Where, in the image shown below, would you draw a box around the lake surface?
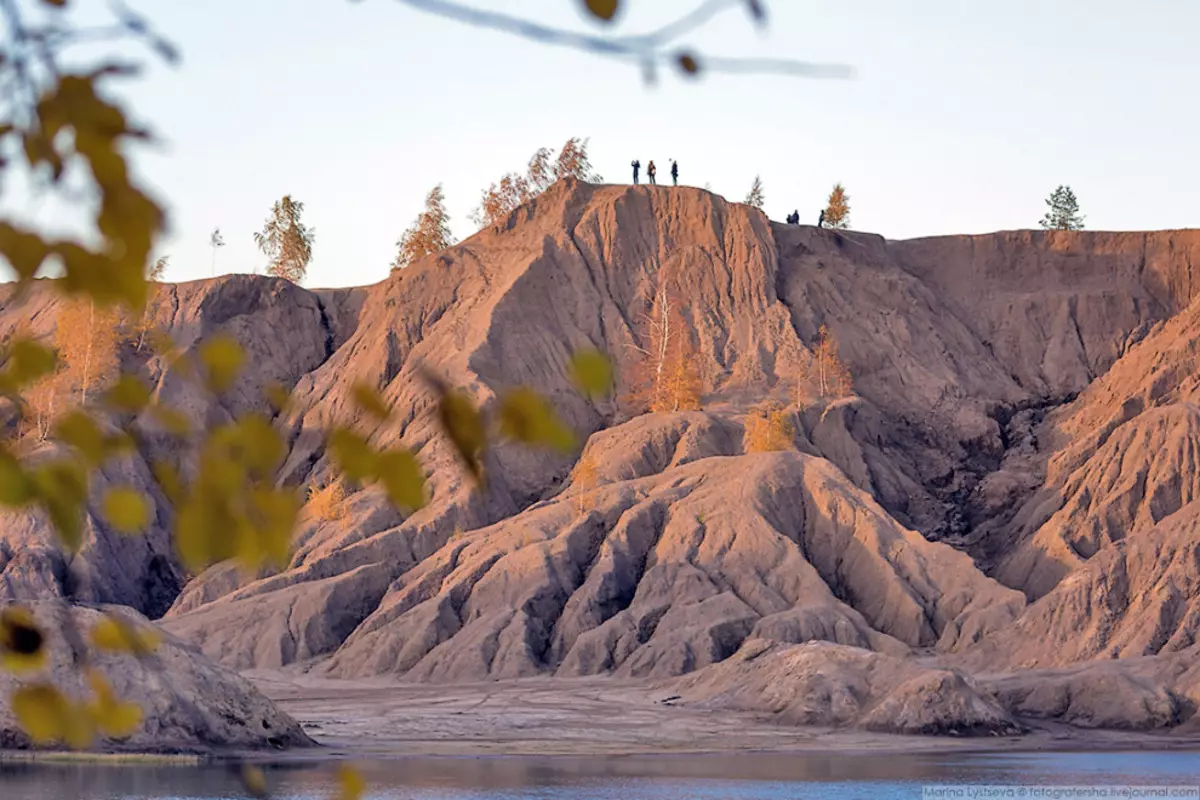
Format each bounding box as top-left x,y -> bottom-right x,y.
2,751 -> 1199,799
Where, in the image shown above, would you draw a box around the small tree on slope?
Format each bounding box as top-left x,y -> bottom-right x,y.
393,184 -> 457,270
254,195 -> 315,282
1040,185 -> 1085,230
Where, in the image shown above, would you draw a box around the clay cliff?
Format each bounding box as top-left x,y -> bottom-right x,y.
4,180 -> 1200,738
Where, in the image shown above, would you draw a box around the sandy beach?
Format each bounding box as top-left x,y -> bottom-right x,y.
245,671 -> 1200,760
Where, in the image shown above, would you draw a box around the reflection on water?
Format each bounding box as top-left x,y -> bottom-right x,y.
2,751 -> 1198,800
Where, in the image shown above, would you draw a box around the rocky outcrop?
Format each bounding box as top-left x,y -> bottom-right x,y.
311,429 -> 1020,682
672,639 -> 1020,736
0,602 -> 312,752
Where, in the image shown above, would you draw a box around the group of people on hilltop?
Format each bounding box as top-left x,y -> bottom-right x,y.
631,159 -> 679,186
629,162 -> 829,228
786,209 -> 825,228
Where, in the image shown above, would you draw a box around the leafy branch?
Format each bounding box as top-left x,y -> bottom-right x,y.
390,0 -> 855,83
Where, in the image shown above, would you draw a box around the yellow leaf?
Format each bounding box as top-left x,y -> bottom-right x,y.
247,487 -> 299,571
2,337 -> 57,389
676,51 -> 702,77
102,374 -> 151,413
241,764 -> 269,799
12,683 -> 67,744
337,763 -> 366,800
91,614 -> 161,656
84,668 -> 142,739
150,460 -> 182,505
583,0 -> 620,22
209,414 -> 284,477
52,411 -> 106,465
351,381 -> 391,422
0,222 -> 51,281
0,447 -> 34,507
264,381 -> 292,415
568,348 -> 613,398
150,404 -> 192,437
498,388 -> 577,453
102,486 -> 152,534
376,449 -> 425,511
30,459 -> 89,552
438,389 -> 487,484
0,606 -> 47,674
198,335 -> 244,394
328,428 -> 377,483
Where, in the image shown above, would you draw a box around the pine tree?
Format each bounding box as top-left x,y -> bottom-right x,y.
824,183 -> 850,229
254,195 -> 315,282
1039,185 -> 1085,231
392,185 -> 457,270
745,175 -> 765,209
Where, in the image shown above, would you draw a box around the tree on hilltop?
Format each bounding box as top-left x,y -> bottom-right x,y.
1040,185 -> 1085,230
824,183 -> 850,229
393,185 -> 456,270
254,195 -> 315,282
745,175 -> 765,209
471,138 -> 602,228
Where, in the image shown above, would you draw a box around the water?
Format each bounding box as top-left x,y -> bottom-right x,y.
2,751 -> 1198,799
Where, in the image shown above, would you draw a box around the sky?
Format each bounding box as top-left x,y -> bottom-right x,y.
4,0 -> 1200,289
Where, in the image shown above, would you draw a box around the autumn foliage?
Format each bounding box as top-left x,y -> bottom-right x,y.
571,451 -> 601,512
624,282 -> 703,413
470,137 -> 602,228
393,184 -> 456,270
743,400 -> 795,453
798,324 -> 853,402
307,480 -> 347,522
254,195 -> 315,282
823,183 -> 851,230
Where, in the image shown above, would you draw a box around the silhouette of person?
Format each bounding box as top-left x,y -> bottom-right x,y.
670,160 -> 679,186
647,160 -> 657,185
818,209 -> 826,229
631,160 -> 640,185
788,210 -> 798,224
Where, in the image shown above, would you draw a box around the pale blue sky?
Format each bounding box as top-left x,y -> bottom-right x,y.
7,1 -> 1200,288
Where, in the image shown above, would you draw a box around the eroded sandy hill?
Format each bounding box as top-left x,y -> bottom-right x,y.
5,180 -> 1200,738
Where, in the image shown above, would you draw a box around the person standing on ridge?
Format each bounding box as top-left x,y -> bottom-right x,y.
670,160 -> 679,186
647,160 -> 657,185
818,209 -> 825,229
631,160 -> 641,185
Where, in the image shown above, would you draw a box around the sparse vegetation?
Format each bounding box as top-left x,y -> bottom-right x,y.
798,325 -> 853,401
254,195 -> 315,282
745,175 -> 765,209
744,400 -> 795,452
824,183 -> 850,229
470,137 -> 602,228
307,480 -> 348,523
1040,185 -> 1085,231
572,451 -> 601,512
625,280 -> 703,413
393,184 -> 456,270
